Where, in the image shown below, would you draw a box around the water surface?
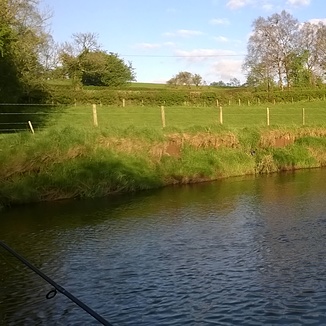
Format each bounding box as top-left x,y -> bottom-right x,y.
1,169 -> 326,325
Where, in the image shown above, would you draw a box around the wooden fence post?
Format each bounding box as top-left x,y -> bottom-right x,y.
219,106 -> 223,125
216,99 -> 219,107
28,121 -> 35,134
238,99 -> 241,106
92,104 -> 98,127
122,98 -> 126,107
161,106 -> 166,128
302,108 -> 305,125
266,107 -> 270,126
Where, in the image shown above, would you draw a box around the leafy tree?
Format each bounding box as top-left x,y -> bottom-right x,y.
167,71 -> 202,87
59,33 -> 135,87
192,73 -> 202,86
244,11 -> 326,89
228,77 -> 241,87
210,81 -> 227,87
315,23 -> 326,75
243,11 -> 299,89
0,0 -> 51,102
81,51 -> 135,86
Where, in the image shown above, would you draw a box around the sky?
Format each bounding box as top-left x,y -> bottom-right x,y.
40,0 -> 326,84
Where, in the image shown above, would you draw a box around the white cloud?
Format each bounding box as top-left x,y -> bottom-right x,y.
134,43 -> 161,50
163,29 -> 204,38
163,42 -> 176,47
174,49 -> 237,63
226,0 -> 252,9
214,36 -> 229,42
176,29 -> 203,37
133,42 -> 176,50
209,18 -> 230,25
262,3 -> 273,11
226,0 -> 310,10
286,0 -> 310,6
209,59 -> 244,82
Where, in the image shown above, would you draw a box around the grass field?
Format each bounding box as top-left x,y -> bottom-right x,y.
43,100 -> 326,132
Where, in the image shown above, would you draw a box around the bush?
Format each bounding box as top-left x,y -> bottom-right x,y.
46,84 -> 326,107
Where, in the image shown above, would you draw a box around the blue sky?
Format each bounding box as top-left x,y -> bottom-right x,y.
41,0 -> 325,84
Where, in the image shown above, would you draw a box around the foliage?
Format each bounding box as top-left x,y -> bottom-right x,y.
59,33 -> 135,88
210,78 -> 241,87
167,71 -> 203,87
47,82 -> 326,107
0,0 -> 51,102
243,10 -> 326,89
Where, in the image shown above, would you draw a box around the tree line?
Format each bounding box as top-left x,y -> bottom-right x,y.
1,1 -> 326,103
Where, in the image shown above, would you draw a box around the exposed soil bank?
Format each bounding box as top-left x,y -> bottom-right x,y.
1,126 -> 326,208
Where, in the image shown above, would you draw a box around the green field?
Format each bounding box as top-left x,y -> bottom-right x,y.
44,101 -> 326,132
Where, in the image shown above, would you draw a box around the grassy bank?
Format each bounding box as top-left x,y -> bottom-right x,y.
1,120 -> 326,207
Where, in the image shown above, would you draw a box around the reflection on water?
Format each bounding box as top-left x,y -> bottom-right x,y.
1,169 -> 326,325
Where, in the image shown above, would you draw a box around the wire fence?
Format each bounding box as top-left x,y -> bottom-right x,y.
1,103 -> 326,133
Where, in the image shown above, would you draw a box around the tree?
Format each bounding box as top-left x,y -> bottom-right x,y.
81,51 -> 135,86
315,23 -> 326,76
0,0 -> 51,102
167,72 -> 202,87
59,33 -> 136,87
72,32 -> 100,53
210,81 -> 227,87
228,77 -> 241,87
243,11 -> 300,89
192,73 -> 202,86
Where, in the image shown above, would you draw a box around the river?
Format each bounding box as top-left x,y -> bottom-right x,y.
1,169 -> 326,325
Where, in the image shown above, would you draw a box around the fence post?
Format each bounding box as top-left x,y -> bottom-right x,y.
161,106 -> 166,128
238,99 -> 241,106
216,99 -> 219,107
219,106 -> 223,125
302,108 -> 305,125
28,121 -> 35,134
266,107 -> 270,126
92,104 -> 98,127
122,99 -> 126,107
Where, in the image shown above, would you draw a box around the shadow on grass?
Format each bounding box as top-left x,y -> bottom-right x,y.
0,105 -> 59,134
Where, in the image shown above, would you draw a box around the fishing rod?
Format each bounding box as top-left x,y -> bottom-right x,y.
0,241 -> 114,326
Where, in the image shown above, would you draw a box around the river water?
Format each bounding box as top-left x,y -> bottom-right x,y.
1,169 -> 326,325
